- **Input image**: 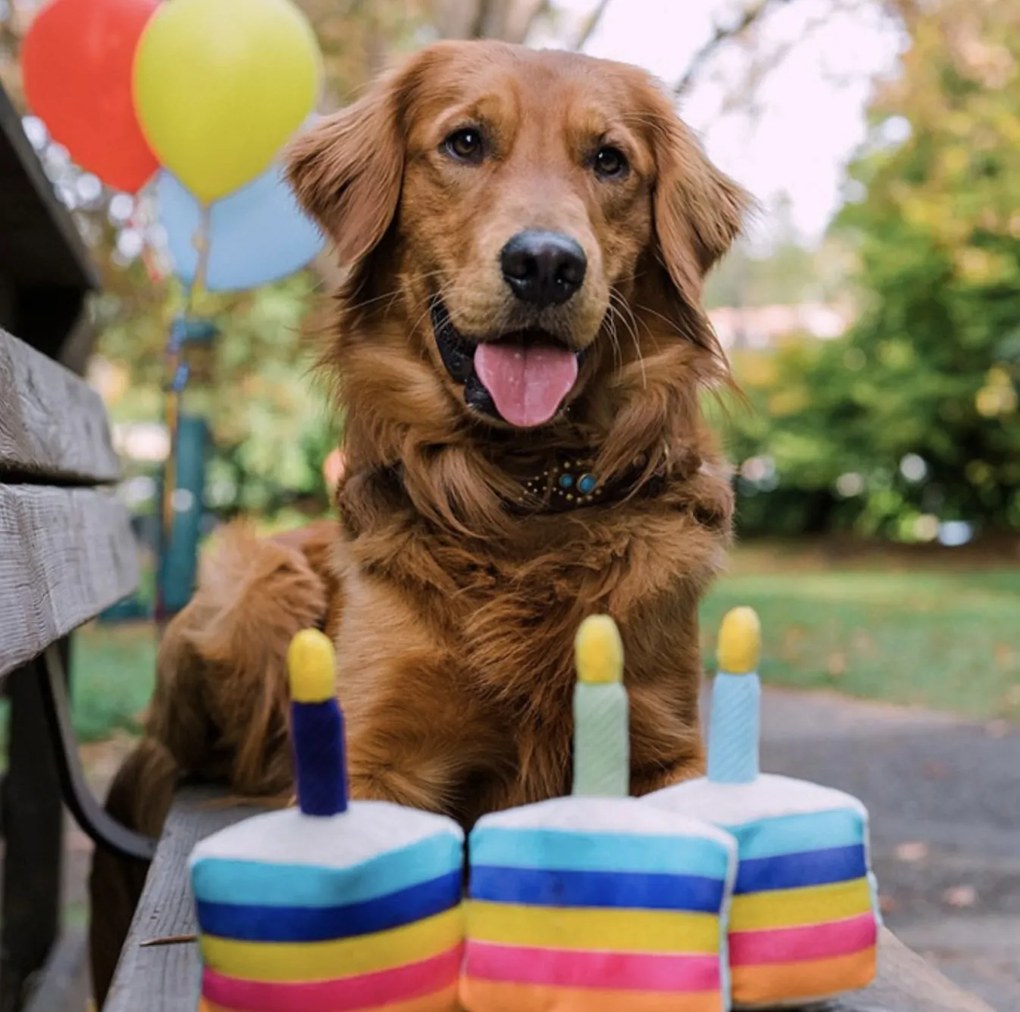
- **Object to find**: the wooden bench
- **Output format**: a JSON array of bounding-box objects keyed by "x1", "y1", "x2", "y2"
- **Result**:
[
  {"x1": 106, "y1": 784, "x2": 994, "y2": 1012},
  {"x1": 0, "y1": 79, "x2": 159, "y2": 1012},
  {"x1": 0, "y1": 328, "x2": 158, "y2": 1012}
]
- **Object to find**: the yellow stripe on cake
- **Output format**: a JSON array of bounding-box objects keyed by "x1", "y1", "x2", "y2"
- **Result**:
[
  {"x1": 730, "y1": 878, "x2": 872, "y2": 932},
  {"x1": 466, "y1": 901, "x2": 721, "y2": 954},
  {"x1": 200, "y1": 906, "x2": 463, "y2": 982}
]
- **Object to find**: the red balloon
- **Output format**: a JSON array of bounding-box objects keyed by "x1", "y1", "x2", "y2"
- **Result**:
[{"x1": 22, "y1": 0, "x2": 160, "y2": 193}]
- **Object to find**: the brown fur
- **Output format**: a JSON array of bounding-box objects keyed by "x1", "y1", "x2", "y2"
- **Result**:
[{"x1": 90, "y1": 41, "x2": 745, "y2": 1003}]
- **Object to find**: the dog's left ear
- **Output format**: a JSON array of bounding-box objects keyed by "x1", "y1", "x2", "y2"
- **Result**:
[{"x1": 652, "y1": 115, "x2": 749, "y2": 314}]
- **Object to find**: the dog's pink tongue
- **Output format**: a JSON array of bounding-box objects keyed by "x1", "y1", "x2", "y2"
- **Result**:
[{"x1": 474, "y1": 340, "x2": 578, "y2": 428}]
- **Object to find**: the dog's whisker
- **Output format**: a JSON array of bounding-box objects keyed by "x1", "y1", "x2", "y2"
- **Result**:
[{"x1": 609, "y1": 290, "x2": 648, "y2": 390}]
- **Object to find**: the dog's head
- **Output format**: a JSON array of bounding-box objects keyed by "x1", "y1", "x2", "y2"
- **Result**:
[{"x1": 288, "y1": 41, "x2": 746, "y2": 525}]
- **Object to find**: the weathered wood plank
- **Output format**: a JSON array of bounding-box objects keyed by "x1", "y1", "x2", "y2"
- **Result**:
[
  {"x1": 105, "y1": 786, "x2": 992, "y2": 1012},
  {"x1": 104, "y1": 789, "x2": 268, "y2": 1012},
  {"x1": 0, "y1": 328, "x2": 120, "y2": 483},
  {"x1": 0, "y1": 484, "x2": 138, "y2": 680}
]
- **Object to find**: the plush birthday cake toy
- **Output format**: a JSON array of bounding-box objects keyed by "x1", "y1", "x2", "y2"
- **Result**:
[
  {"x1": 189, "y1": 629, "x2": 465, "y2": 1012},
  {"x1": 460, "y1": 616, "x2": 739, "y2": 1012},
  {"x1": 645, "y1": 608, "x2": 881, "y2": 1009}
]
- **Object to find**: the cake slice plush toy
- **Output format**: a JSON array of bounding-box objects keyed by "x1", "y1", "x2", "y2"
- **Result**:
[
  {"x1": 460, "y1": 616, "x2": 738, "y2": 1012},
  {"x1": 189, "y1": 629, "x2": 465, "y2": 1012},
  {"x1": 645, "y1": 608, "x2": 881, "y2": 1009}
]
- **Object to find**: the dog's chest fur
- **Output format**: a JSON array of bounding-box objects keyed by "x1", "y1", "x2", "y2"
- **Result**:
[{"x1": 331, "y1": 463, "x2": 732, "y2": 823}]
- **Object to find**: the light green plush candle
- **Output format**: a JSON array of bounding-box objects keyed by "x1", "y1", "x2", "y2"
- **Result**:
[{"x1": 571, "y1": 615, "x2": 629, "y2": 798}]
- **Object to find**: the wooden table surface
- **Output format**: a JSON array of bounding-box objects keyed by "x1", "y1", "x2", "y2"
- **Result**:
[{"x1": 104, "y1": 786, "x2": 993, "y2": 1012}]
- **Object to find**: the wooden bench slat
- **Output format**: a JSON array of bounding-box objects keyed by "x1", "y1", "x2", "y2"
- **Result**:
[
  {"x1": 104, "y1": 786, "x2": 992, "y2": 1012},
  {"x1": 104, "y1": 789, "x2": 268, "y2": 1012},
  {"x1": 0, "y1": 484, "x2": 138, "y2": 680},
  {"x1": 0, "y1": 328, "x2": 120, "y2": 483}
]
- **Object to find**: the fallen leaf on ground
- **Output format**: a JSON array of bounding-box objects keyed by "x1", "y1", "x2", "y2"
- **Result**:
[
  {"x1": 942, "y1": 884, "x2": 978, "y2": 908},
  {"x1": 895, "y1": 841, "x2": 929, "y2": 862}
]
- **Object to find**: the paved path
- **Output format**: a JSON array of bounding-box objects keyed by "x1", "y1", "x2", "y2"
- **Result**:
[{"x1": 754, "y1": 688, "x2": 1020, "y2": 1011}]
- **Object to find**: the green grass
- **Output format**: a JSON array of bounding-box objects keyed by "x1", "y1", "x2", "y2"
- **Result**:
[
  {"x1": 70, "y1": 622, "x2": 157, "y2": 741},
  {"x1": 700, "y1": 549, "x2": 1020, "y2": 721},
  {"x1": 60, "y1": 546, "x2": 1020, "y2": 745}
]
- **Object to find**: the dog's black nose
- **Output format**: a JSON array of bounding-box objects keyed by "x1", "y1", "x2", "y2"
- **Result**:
[{"x1": 500, "y1": 230, "x2": 587, "y2": 307}]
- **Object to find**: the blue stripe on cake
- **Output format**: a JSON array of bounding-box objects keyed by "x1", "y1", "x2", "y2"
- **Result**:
[
  {"x1": 724, "y1": 809, "x2": 865, "y2": 861},
  {"x1": 469, "y1": 865, "x2": 725, "y2": 912},
  {"x1": 734, "y1": 844, "x2": 867, "y2": 894},
  {"x1": 195, "y1": 869, "x2": 461, "y2": 942},
  {"x1": 191, "y1": 832, "x2": 461, "y2": 908},
  {"x1": 469, "y1": 828, "x2": 731, "y2": 879}
]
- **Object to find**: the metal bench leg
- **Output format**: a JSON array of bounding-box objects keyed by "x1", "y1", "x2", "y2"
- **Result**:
[
  {"x1": 0, "y1": 658, "x2": 64, "y2": 1012},
  {"x1": 39, "y1": 644, "x2": 157, "y2": 862}
]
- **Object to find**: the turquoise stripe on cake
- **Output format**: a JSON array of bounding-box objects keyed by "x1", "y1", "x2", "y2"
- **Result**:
[
  {"x1": 191, "y1": 832, "x2": 461, "y2": 908},
  {"x1": 469, "y1": 827, "x2": 731, "y2": 879},
  {"x1": 724, "y1": 809, "x2": 865, "y2": 861}
]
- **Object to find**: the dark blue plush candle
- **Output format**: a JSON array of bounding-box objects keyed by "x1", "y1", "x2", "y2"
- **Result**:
[{"x1": 287, "y1": 629, "x2": 347, "y2": 817}]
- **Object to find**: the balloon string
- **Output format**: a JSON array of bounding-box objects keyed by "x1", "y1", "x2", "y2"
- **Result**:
[
  {"x1": 185, "y1": 204, "x2": 213, "y2": 317},
  {"x1": 155, "y1": 205, "x2": 213, "y2": 633}
]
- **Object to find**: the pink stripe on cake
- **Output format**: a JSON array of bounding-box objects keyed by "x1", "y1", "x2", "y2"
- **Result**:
[
  {"x1": 202, "y1": 945, "x2": 462, "y2": 1012},
  {"x1": 730, "y1": 912, "x2": 878, "y2": 966},
  {"x1": 465, "y1": 942, "x2": 720, "y2": 992}
]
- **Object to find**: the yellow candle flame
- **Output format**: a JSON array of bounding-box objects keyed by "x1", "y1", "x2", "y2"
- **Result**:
[
  {"x1": 574, "y1": 615, "x2": 624, "y2": 685},
  {"x1": 287, "y1": 628, "x2": 336, "y2": 703},
  {"x1": 717, "y1": 607, "x2": 761, "y2": 675}
]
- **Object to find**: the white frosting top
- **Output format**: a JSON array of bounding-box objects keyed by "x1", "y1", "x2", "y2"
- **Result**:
[
  {"x1": 477, "y1": 795, "x2": 736, "y2": 847},
  {"x1": 646, "y1": 773, "x2": 869, "y2": 826},
  {"x1": 189, "y1": 799, "x2": 462, "y2": 868}
]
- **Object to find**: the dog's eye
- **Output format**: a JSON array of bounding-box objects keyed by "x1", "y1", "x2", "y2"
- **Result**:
[
  {"x1": 594, "y1": 145, "x2": 628, "y2": 179},
  {"x1": 444, "y1": 128, "x2": 484, "y2": 164}
]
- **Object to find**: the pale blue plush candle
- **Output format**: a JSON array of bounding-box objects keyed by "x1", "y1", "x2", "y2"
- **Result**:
[{"x1": 707, "y1": 671, "x2": 761, "y2": 784}]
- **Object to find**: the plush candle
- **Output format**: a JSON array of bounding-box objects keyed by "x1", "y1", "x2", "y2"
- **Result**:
[
  {"x1": 287, "y1": 629, "x2": 346, "y2": 815},
  {"x1": 572, "y1": 615, "x2": 628, "y2": 797},
  {"x1": 707, "y1": 607, "x2": 762, "y2": 785}
]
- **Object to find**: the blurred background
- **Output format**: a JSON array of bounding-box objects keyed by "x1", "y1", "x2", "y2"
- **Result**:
[{"x1": 1, "y1": 0, "x2": 1017, "y2": 1006}]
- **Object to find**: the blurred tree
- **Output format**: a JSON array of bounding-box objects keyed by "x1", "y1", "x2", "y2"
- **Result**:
[{"x1": 726, "y1": 0, "x2": 1020, "y2": 539}]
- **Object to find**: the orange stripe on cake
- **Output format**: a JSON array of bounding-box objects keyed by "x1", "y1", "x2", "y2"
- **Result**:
[
  {"x1": 459, "y1": 979, "x2": 723, "y2": 1012},
  {"x1": 464, "y1": 941, "x2": 721, "y2": 991},
  {"x1": 732, "y1": 946, "x2": 878, "y2": 1005}
]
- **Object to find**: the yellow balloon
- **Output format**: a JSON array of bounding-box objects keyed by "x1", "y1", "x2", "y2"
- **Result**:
[{"x1": 133, "y1": 0, "x2": 321, "y2": 204}]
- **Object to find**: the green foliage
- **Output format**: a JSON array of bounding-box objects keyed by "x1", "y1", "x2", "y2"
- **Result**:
[
  {"x1": 723, "y1": 0, "x2": 1020, "y2": 540},
  {"x1": 98, "y1": 273, "x2": 337, "y2": 516}
]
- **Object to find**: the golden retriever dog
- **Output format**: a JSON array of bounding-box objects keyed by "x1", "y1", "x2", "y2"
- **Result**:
[{"x1": 90, "y1": 39, "x2": 746, "y2": 1001}]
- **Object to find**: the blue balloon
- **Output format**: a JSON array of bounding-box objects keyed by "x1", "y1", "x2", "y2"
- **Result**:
[{"x1": 156, "y1": 164, "x2": 324, "y2": 292}]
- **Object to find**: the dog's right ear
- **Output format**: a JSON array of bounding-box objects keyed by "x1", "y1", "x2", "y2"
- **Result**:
[{"x1": 286, "y1": 70, "x2": 405, "y2": 279}]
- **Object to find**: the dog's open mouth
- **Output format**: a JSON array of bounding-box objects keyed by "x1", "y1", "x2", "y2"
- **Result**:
[{"x1": 431, "y1": 301, "x2": 579, "y2": 428}]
